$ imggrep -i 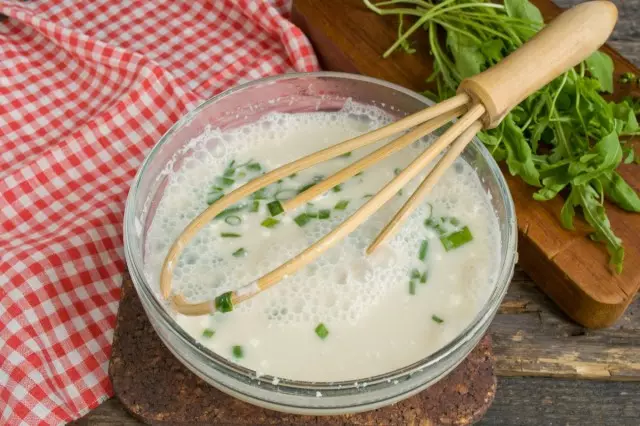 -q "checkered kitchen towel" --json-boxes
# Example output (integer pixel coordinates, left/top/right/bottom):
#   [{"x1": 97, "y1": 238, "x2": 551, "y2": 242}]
[{"x1": 0, "y1": 1, "x2": 318, "y2": 424}]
